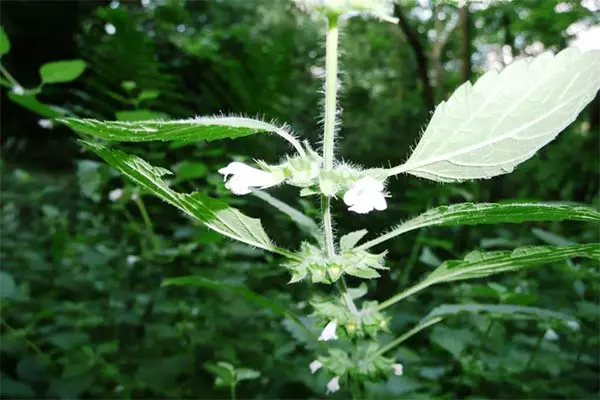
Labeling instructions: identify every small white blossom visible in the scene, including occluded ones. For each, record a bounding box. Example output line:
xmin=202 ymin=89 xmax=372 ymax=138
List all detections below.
xmin=218 ymin=162 xmax=281 ymax=195
xmin=566 ymin=320 xmax=580 ymax=331
xmin=109 ymin=188 xmax=123 ymax=202
xmin=326 ymin=376 xmax=340 ymax=394
xmin=38 ymin=119 xmax=53 ymax=129
xmin=343 ymin=177 xmax=387 ymax=214
xmin=131 ymin=193 xmax=139 ymax=201
xmin=12 ymin=85 xmax=25 ymax=95
xmin=126 ymin=255 xmax=140 ymax=265
xmin=309 ymin=360 xmax=323 ymax=374
xmin=544 ymin=328 xmax=559 ymax=341
xmin=392 ymin=363 xmax=403 ymax=376
xmin=318 ymin=319 xmax=338 ymax=341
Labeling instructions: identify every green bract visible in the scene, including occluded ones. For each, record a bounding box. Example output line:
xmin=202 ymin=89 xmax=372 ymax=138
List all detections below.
xmin=285 ymin=242 xmax=387 ymax=283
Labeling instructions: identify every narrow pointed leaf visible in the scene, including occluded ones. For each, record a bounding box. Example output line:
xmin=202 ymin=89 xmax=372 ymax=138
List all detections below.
xmin=60 ymin=116 xmax=302 ymax=151
xmin=252 ymin=190 xmax=320 ymax=240
xmin=358 ymin=202 xmax=600 ymax=250
xmin=379 ymin=244 xmax=599 ymax=310
xmin=392 ymin=48 xmax=600 ymax=182
xmin=428 ymin=244 xmax=599 ymax=283
xmin=81 ymin=141 xmax=279 ymax=253
xmin=422 ymin=304 xmax=577 ymax=325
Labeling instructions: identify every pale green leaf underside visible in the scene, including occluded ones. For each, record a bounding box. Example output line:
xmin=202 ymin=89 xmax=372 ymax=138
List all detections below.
xmin=81 ymin=141 xmax=277 ymax=253
xmin=61 ymin=116 xmax=300 ymax=148
xmin=380 ymin=244 xmax=599 ymax=309
xmin=358 ymin=202 xmax=600 ymax=250
xmin=394 ymin=48 xmax=600 ymax=182
xmin=422 ymin=304 xmax=576 ymax=325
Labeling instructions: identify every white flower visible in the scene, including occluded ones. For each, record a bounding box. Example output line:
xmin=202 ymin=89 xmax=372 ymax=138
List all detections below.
xmin=38 ymin=119 xmax=53 ymax=129
xmin=12 ymin=85 xmax=25 ymax=95
xmin=343 ymin=177 xmax=387 ymax=214
xmin=326 ymin=376 xmax=340 ymax=394
xmin=126 ymin=255 xmax=140 ymax=265
xmin=318 ymin=319 xmax=338 ymax=341
xmin=109 ymin=188 xmax=123 ymax=202
xmin=309 ymin=360 xmax=323 ymax=374
xmin=566 ymin=320 xmax=580 ymax=331
xmin=392 ymin=363 xmax=403 ymax=376
xmin=218 ymin=162 xmax=281 ymax=195
xmin=544 ymin=328 xmax=559 ymax=341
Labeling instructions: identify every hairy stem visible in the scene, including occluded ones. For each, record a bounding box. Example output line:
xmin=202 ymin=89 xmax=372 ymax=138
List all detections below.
xmin=323 ymin=15 xmax=338 ymax=171
xmin=321 ymin=15 xmax=358 ymax=315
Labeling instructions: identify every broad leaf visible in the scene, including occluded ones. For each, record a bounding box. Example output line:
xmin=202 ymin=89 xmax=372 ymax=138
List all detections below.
xmin=0 ymin=26 xmax=10 ymax=57
xmin=59 ymin=116 xmax=303 ymax=151
xmin=358 ymin=202 xmax=600 ymax=249
xmin=8 ymin=93 xmax=65 ymax=118
xmin=39 ymin=60 xmax=87 ymax=84
xmin=391 ymin=48 xmax=600 ymax=182
xmin=378 ymin=244 xmax=599 ymax=309
xmin=162 ymin=275 xmax=313 ymax=339
xmin=422 ymin=304 xmax=577 ymax=325
xmin=81 ymin=141 xmax=282 ymax=254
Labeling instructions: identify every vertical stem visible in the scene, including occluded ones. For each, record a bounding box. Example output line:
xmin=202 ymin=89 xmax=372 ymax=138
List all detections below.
xmin=323 ymin=15 xmax=338 ymax=171
xmin=524 ymin=334 xmax=544 ymax=370
xmin=0 ymin=63 xmax=21 ymax=88
xmin=321 ymin=15 xmax=358 ymax=315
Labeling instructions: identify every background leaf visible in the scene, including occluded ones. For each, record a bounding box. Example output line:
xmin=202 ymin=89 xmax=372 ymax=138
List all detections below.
xmin=39 ymin=60 xmax=87 ymax=84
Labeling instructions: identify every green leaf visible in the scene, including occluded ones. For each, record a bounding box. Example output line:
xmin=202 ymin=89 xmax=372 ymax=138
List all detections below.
xmin=39 ymin=59 xmax=86 ymax=84
xmin=59 ymin=116 xmax=303 ymax=150
xmin=172 ymin=161 xmax=208 ymax=183
xmin=422 ymin=304 xmax=577 ymax=324
xmin=162 ymin=275 xmax=314 ymax=340
xmin=137 ymin=89 xmax=160 ymax=102
xmin=340 ymin=229 xmax=368 ymax=251
xmin=80 ymin=141 xmax=280 ymax=253
xmin=380 ymin=244 xmax=599 ymax=308
xmin=252 ymin=190 xmax=320 ymax=239
xmin=1 ymin=374 xmax=35 ymax=398
xmin=359 ymin=202 xmax=600 ymax=250
xmin=0 ymin=26 xmax=10 ymax=57
xmin=391 ymin=48 xmax=600 ymax=182
xmin=428 ymin=244 xmax=599 ymax=283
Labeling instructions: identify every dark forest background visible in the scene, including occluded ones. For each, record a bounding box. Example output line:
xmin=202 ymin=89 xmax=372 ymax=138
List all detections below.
xmin=1 ymin=0 xmax=599 ymax=398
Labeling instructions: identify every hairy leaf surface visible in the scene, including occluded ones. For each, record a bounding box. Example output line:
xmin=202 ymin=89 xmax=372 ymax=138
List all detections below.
xmin=81 ymin=141 xmax=279 ymax=253
xmin=358 ymin=202 xmax=600 ymax=249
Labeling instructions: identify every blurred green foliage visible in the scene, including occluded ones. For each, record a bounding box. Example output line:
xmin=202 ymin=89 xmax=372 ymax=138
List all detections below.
xmin=1 ymin=0 xmax=598 ymax=398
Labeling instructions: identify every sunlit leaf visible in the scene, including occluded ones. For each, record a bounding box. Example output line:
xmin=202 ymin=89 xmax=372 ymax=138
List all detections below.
xmin=391 ymin=48 xmax=600 ymax=181
xmin=359 ymin=202 xmax=600 ymax=249
xmin=39 ymin=59 xmax=87 ymax=84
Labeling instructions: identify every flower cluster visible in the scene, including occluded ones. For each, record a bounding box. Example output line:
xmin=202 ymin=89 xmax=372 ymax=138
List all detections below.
xmin=217 ymin=150 xmax=389 ymax=215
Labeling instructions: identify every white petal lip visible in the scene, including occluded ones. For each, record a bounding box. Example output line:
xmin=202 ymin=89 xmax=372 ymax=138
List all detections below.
xmin=392 ymin=363 xmax=403 ymax=376
xmin=218 ymin=161 xmax=280 ymax=195
xmin=344 ymin=177 xmax=387 ymax=214
xmin=326 ymin=376 xmax=340 ymax=394
xmin=318 ymin=319 xmax=338 ymax=341
xmin=309 ymin=360 xmax=323 ymax=374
